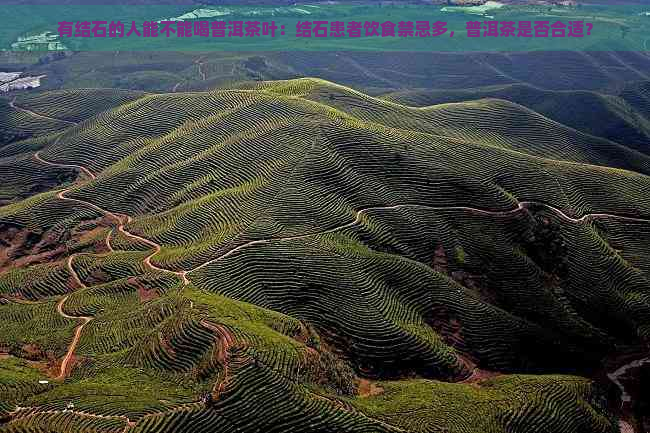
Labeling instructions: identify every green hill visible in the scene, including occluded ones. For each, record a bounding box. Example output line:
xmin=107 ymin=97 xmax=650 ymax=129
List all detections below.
xmin=1 ymin=78 xmax=648 ymax=432
xmin=382 ymin=82 xmax=650 ymax=155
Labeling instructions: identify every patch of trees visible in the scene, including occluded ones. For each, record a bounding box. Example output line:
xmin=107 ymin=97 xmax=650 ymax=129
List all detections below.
xmin=521 ymin=209 xmax=569 ymax=279
xmin=243 ymin=56 xmax=267 ymax=72
xmin=0 ymin=131 xmax=31 ymax=146
xmin=36 ymin=51 xmax=68 ymax=66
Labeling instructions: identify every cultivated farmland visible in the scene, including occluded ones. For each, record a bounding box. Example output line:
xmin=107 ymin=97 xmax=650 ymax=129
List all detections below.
xmin=1 ymin=72 xmax=649 ymax=432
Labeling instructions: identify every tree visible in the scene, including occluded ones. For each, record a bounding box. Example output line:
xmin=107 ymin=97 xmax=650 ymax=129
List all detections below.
xmin=521 ymin=209 xmax=569 ymax=279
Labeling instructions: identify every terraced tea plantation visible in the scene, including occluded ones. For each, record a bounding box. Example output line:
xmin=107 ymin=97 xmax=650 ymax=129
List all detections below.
xmin=1 ymin=71 xmax=650 ymax=433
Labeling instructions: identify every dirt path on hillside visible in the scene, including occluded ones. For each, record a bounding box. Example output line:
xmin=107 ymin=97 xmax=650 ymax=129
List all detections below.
xmin=55 ymin=254 xmax=92 ymax=381
xmin=33 ymin=151 xmax=650 ymax=411
xmin=115 ymin=219 xmax=189 ymax=285
xmin=34 ymin=151 xmax=94 ymax=180
xmin=607 ymin=356 xmax=650 ymax=433
xmin=200 ymin=320 xmax=235 ymax=399
xmin=55 ymin=294 xmax=91 ymax=380
xmin=33 ymin=152 xmax=188 ymax=379
xmin=34 ymin=149 xmax=650 ymax=278
xmin=33 ymin=152 xmax=188 ymax=285
xmin=9 ymin=97 xmax=77 ymax=126
xmin=189 ymin=201 xmax=649 ymax=273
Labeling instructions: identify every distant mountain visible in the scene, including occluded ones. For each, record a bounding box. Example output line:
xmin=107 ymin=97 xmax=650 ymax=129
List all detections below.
xmin=382 ymin=81 xmax=650 ymax=155
xmin=8 ymin=50 xmax=650 ymax=96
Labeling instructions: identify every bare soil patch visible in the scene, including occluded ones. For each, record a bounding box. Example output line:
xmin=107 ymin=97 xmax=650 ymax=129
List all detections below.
xmin=0 ymin=217 xmax=112 ymax=274
xmin=129 ymin=276 xmax=159 ymax=303
xmin=357 ymin=378 xmax=384 ymax=397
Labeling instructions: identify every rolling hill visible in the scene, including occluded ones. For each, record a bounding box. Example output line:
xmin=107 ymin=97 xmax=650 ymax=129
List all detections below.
xmin=1 ymin=77 xmax=649 ymax=432
xmin=5 ymin=50 xmax=650 ymax=96
xmin=381 ymin=81 xmax=650 ymax=155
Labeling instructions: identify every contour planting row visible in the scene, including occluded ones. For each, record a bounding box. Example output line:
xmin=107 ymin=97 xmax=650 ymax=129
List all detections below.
xmin=15 ymin=89 xmax=147 ymax=124
xmin=380 ymin=83 xmax=650 ymax=156
xmin=0 ymin=358 xmax=54 ymax=417
xmin=188 ymin=202 xmax=650 ymax=375
xmin=71 ymin=251 xmax=150 ymax=286
xmin=190 ymin=232 xmax=472 ymax=379
xmin=0 ymin=99 xmax=70 ymax=144
xmin=0 ymin=191 xmax=102 ymax=234
xmin=0 ymin=299 xmax=76 ymax=359
xmin=133 ymin=359 xmax=396 ymax=433
xmin=256 ymin=78 xmax=650 ymax=174
xmin=344 ymin=205 xmax=648 ymax=359
xmin=15 ymin=84 xmax=649 ymax=274
xmin=126 ymin=314 xmax=217 ymax=374
xmin=0 ymin=411 xmax=126 ymax=433
xmin=65 ymin=280 xmax=181 ymax=356
xmin=0 ymin=155 xmax=76 ymax=202
xmin=349 ymin=375 xmax=616 ymax=433
xmin=0 ymin=262 xmax=71 ymax=300
xmin=621 ymin=79 xmax=650 ymax=118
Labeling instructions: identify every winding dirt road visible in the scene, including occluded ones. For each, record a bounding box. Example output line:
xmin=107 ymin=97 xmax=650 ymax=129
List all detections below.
xmin=34 ymin=151 xmax=188 ymax=379
xmin=200 ymin=320 xmax=234 ymax=399
xmin=115 ymin=219 xmax=189 ymax=286
xmin=34 ymin=149 xmax=650 ymax=281
xmin=608 ymin=357 xmax=650 ymax=407
xmin=32 ymin=150 xmax=650 ymax=425
xmin=34 ymin=152 xmax=94 ymax=180
xmin=55 ymin=256 xmax=92 ymax=381
xmin=33 ymin=152 xmax=189 ymax=286
xmin=190 ymin=201 xmax=649 ymax=273
xmin=34 ymin=150 xmax=650 ymax=279
xmin=9 ymin=97 xmax=77 ymax=126
xmin=607 ymin=356 xmax=650 ymax=433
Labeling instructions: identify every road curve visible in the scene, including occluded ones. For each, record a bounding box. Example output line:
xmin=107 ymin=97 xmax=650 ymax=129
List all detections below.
xmin=34 ymin=151 xmax=95 ymax=181
xmin=30 ymin=149 xmax=650 ymax=429
xmin=189 ymin=201 xmax=650 ymax=274
xmin=33 ymin=152 xmax=188 ymax=285
xmin=9 ymin=97 xmax=77 ymax=126
xmin=33 ymin=151 xmax=650 ymax=278
xmin=116 ymin=224 xmax=189 ymax=285
xmin=607 ymin=356 xmax=650 ymax=433
xmin=55 ymin=254 xmax=92 ymax=381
